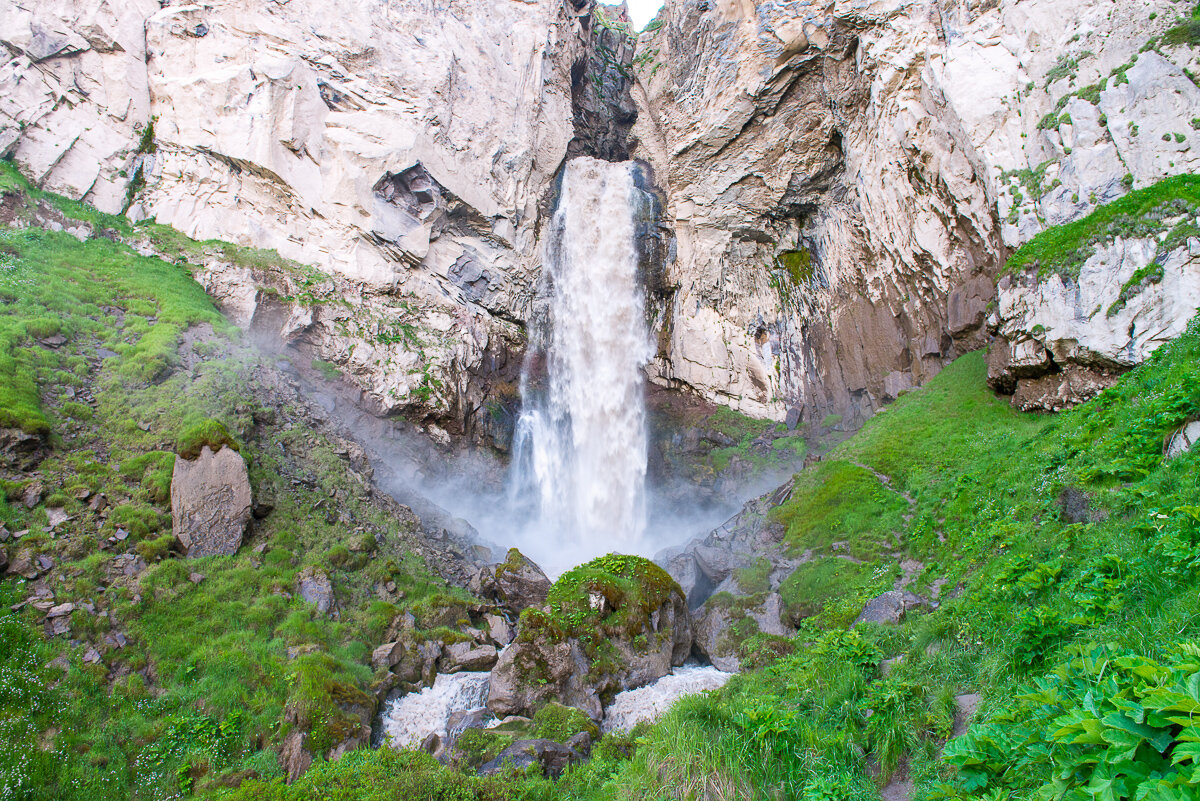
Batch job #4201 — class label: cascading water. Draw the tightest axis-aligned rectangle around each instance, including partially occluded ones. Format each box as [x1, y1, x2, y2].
[509, 157, 654, 571]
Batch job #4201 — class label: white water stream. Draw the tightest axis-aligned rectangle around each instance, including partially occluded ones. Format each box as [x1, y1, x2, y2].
[602, 665, 733, 733]
[381, 666, 732, 749]
[510, 157, 654, 571]
[380, 671, 491, 749]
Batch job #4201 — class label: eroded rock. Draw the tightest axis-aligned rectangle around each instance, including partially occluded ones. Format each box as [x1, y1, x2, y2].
[471, 548, 552, 614]
[487, 555, 692, 721]
[171, 445, 252, 558]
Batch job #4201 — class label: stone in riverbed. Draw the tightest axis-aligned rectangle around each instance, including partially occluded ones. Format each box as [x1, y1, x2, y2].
[478, 739, 582, 779]
[470, 548, 552, 613]
[170, 445, 251, 558]
[487, 555, 692, 721]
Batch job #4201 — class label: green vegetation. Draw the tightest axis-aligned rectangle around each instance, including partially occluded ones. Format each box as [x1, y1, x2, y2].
[776, 248, 814, 284]
[175, 419, 242, 460]
[6, 144, 1200, 801]
[1005, 173, 1200, 279]
[772, 460, 910, 560]
[543, 553, 680, 639]
[779, 557, 893, 629]
[0, 166, 454, 799]
[310, 358, 342, 382]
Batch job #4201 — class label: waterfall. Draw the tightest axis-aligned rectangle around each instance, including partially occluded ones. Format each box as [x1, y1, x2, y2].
[510, 157, 653, 570]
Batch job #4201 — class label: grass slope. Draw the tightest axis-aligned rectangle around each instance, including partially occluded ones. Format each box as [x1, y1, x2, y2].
[0, 167, 459, 799]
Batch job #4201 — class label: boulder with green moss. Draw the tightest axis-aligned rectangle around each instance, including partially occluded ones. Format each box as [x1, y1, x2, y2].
[470, 547, 551, 613]
[486, 554, 692, 720]
[693, 591, 789, 671]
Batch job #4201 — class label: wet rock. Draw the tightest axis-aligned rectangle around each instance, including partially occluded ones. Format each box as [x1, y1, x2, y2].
[296, 566, 335, 615]
[446, 707, 490, 742]
[441, 641, 498, 673]
[171, 444, 252, 557]
[487, 556, 692, 721]
[471, 548, 551, 613]
[478, 739, 582, 779]
[483, 613, 514, 646]
[419, 731, 444, 760]
[692, 603, 740, 672]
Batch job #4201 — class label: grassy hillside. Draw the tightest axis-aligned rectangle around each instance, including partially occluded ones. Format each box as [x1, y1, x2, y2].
[214, 323, 1200, 800]
[0, 163, 460, 799]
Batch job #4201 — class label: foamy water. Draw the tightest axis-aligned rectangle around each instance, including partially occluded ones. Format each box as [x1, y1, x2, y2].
[381, 671, 491, 749]
[602, 665, 733, 733]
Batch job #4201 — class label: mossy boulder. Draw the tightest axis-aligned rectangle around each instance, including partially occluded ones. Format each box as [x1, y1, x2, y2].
[470, 548, 551, 613]
[693, 591, 790, 671]
[486, 554, 692, 720]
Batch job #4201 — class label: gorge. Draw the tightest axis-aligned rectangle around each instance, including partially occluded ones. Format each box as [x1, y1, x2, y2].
[2, 0, 1200, 799]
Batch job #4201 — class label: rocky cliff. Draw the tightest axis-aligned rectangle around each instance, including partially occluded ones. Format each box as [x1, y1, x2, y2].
[2, 0, 1198, 433]
[630, 0, 1200, 421]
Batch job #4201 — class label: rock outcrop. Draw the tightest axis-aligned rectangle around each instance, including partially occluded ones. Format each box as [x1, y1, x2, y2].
[170, 445, 252, 558]
[3, 0, 1198, 433]
[470, 549, 553, 614]
[487, 554, 692, 721]
[630, 0, 1200, 424]
[989, 230, 1200, 410]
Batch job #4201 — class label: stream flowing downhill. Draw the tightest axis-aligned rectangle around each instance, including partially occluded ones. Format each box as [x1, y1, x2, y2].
[381, 672, 491, 749]
[509, 156, 654, 571]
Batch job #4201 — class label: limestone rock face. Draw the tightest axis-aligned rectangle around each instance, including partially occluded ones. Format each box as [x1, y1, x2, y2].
[4, 0, 1198, 429]
[170, 445, 252, 558]
[631, 0, 1200, 424]
[990, 238, 1200, 410]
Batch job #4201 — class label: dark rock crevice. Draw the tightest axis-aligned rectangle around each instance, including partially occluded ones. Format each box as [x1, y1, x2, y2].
[567, 3, 638, 161]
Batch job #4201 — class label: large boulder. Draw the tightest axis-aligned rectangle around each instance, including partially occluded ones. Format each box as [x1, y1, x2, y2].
[487, 554, 692, 721]
[170, 445, 252, 558]
[470, 548, 551, 613]
[478, 739, 582, 779]
[693, 592, 790, 672]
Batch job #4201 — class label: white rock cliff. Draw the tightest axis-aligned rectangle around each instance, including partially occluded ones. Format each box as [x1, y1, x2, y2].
[2, 0, 1198, 429]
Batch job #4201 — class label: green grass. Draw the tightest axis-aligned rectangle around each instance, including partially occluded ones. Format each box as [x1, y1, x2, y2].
[772, 460, 910, 560]
[1005, 174, 1200, 279]
[0, 168, 457, 799]
[7, 156, 1200, 801]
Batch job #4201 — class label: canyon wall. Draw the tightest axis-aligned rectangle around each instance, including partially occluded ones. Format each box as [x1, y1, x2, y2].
[632, 0, 1200, 422]
[2, 0, 1198, 433]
